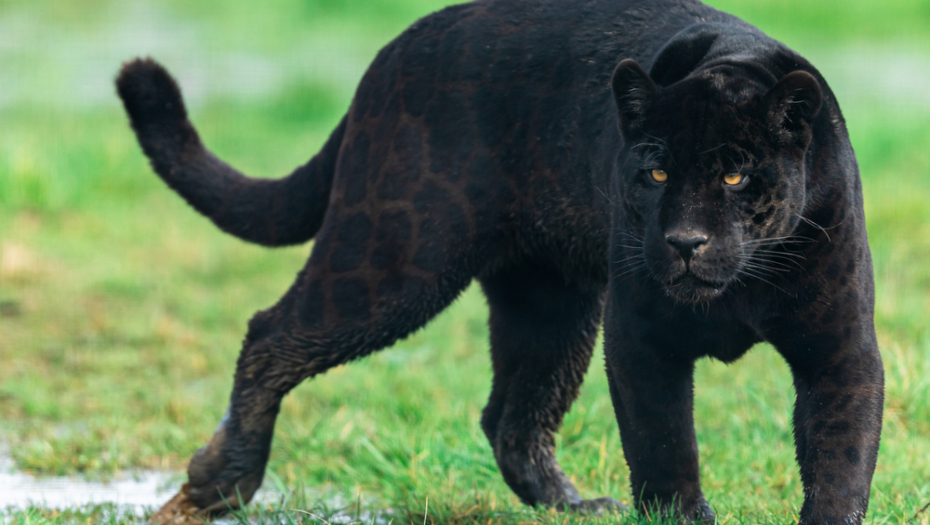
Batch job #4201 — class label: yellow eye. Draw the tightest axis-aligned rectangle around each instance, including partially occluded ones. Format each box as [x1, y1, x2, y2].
[724, 173, 743, 186]
[651, 169, 668, 183]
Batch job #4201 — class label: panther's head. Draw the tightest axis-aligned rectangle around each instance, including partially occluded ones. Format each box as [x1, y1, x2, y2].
[610, 58, 822, 303]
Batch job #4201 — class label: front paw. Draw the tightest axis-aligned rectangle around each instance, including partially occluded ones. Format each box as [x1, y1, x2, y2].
[685, 500, 715, 524]
[639, 497, 715, 524]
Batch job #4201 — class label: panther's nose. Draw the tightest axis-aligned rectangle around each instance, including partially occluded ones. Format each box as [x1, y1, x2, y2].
[666, 234, 708, 263]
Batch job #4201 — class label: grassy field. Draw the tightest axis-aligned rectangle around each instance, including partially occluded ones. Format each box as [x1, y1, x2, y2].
[1, 0, 929, 523]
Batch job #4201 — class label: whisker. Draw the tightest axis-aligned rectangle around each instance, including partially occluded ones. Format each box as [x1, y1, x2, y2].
[797, 214, 831, 242]
[751, 248, 807, 260]
[612, 252, 647, 266]
[615, 231, 645, 241]
[740, 235, 813, 246]
[640, 134, 674, 165]
[612, 260, 647, 271]
[643, 133, 669, 147]
[700, 143, 727, 155]
[630, 142, 666, 151]
[743, 261, 793, 273]
[615, 261, 649, 272]
[750, 252, 806, 270]
[643, 150, 660, 166]
[738, 267, 793, 297]
[742, 254, 798, 271]
[741, 261, 792, 274]
[612, 262, 649, 281]
[595, 185, 614, 205]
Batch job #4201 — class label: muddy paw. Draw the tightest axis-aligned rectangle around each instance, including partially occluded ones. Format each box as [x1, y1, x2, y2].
[183, 428, 266, 513]
[567, 497, 628, 515]
[149, 484, 206, 525]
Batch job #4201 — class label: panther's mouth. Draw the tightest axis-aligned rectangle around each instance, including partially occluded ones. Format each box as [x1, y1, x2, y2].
[664, 273, 727, 303]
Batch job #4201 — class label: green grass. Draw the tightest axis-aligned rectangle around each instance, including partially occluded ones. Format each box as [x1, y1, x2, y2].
[2, 0, 930, 523]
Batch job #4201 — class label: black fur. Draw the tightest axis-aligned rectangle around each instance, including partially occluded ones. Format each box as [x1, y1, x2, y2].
[117, 1, 883, 524]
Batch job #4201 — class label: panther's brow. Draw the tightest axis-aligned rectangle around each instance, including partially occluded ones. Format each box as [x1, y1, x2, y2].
[632, 140, 671, 168]
[642, 133, 676, 165]
[699, 143, 727, 155]
[643, 133, 668, 147]
[642, 149, 664, 168]
[630, 142, 666, 151]
[726, 148, 749, 172]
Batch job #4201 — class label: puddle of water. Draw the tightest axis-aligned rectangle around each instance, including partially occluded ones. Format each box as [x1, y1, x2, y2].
[0, 469, 178, 516]
[0, 450, 391, 524]
[0, 450, 178, 516]
[0, 451, 287, 519]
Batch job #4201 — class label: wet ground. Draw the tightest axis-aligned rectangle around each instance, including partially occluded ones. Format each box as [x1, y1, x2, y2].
[0, 449, 175, 517]
[0, 448, 279, 520]
[0, 448, 384, 522]
[0, 446, 317, 521]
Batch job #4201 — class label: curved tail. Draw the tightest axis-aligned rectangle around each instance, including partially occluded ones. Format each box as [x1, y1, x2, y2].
[115, 58, 346, 247]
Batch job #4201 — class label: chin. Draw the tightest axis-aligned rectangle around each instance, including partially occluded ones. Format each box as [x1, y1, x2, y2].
[664, 274, 728, 304]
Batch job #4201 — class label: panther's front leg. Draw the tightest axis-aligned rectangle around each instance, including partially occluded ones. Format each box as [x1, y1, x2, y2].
[602, 301, 715, 523]
[479, 266, 625, 514]
[775, 320, 884, 525]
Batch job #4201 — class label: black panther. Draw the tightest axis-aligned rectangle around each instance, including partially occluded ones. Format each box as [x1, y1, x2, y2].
[115, 0, 883, 522]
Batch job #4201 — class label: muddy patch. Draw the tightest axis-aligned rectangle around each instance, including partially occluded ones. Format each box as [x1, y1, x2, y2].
[0, 451, 391, 523]
[0, 451, 289, 520]
[0, 450, 173, 515]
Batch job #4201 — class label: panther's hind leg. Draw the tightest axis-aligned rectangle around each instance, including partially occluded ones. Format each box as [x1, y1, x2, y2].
[150, 212, 478, 523]
[479, 264, 624, 514]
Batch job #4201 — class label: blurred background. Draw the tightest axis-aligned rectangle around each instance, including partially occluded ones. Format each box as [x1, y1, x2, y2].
[0, 0, 928, 523]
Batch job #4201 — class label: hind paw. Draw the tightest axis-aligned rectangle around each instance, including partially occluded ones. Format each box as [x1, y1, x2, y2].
[149, 484, 207, 525]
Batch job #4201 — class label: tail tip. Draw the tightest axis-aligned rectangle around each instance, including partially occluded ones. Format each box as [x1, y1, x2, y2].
[115, 57, 188, 126]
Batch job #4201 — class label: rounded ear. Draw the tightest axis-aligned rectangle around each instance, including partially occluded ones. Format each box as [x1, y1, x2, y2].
[650, 23, 719, 87]
[764, 70, 823, 146]
[611, 59, 659, 138]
